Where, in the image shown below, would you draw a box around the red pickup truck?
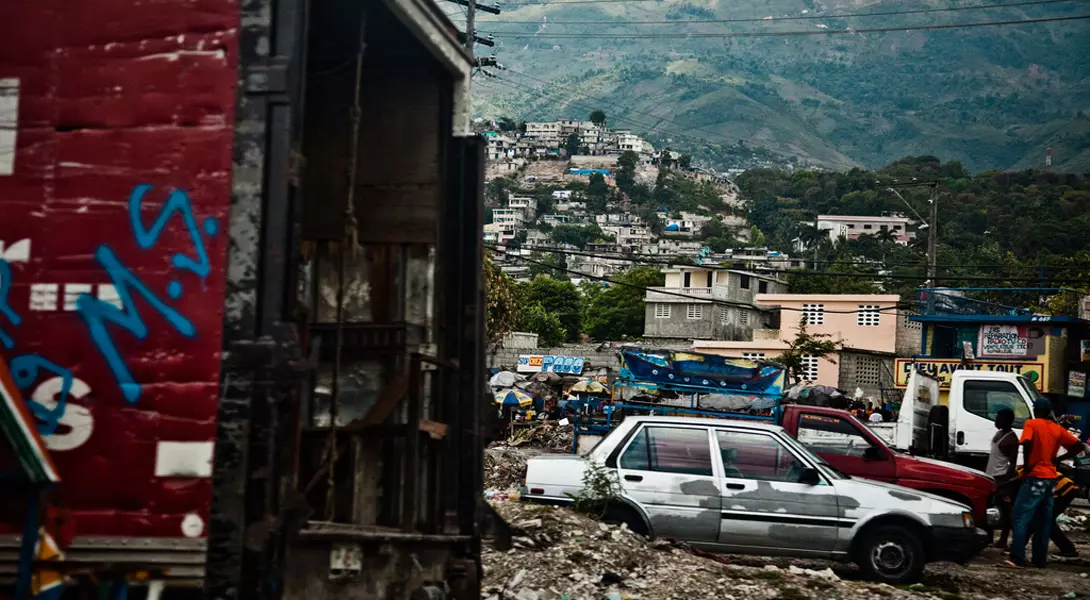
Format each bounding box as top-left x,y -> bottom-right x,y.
778,405 -> 997,527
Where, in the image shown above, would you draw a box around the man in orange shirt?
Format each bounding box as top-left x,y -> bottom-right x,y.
1005,400 -> 1087,568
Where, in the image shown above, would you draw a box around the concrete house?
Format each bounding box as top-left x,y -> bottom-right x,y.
642,266 -> 788,343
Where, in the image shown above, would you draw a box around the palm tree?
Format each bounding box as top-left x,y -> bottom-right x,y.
874,228 -> 898,244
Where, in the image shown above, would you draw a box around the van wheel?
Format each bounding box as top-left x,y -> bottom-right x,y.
602,504 -> 650,538
857,525 -> 926,585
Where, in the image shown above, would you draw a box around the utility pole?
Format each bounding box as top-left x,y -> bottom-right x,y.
886,181 -> 940,288
926,182 -> 938,288
465,0 -> 476,55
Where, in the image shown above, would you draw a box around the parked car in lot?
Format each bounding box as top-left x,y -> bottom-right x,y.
521,416 -> 989,584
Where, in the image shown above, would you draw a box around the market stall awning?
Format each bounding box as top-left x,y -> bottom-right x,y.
0,357 -> 60,484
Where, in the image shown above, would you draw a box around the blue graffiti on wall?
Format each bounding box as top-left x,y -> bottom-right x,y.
0,183 -> 218,439
0,258 -> 76,436
76,184 -> 217,403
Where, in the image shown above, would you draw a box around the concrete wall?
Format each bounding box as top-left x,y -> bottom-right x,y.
896,312 -> 923,357
642,303 -> 764,341
838,350 -> 900,402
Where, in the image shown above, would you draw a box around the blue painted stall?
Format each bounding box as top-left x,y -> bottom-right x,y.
568,348 -> 787,452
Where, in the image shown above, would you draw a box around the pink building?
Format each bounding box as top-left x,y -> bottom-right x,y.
693,294 -> 921,388
757,294 -> 903,354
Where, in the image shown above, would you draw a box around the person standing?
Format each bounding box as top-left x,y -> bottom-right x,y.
1017,464 -> 1081,559
987,409 -> 1019,549
1004,400 -> 1087,568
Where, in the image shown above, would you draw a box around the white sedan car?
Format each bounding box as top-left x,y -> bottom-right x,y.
520,416 -> 988,584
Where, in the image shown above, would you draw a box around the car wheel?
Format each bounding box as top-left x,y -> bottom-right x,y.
858,525 -> 926,585
602,503 -> 650,537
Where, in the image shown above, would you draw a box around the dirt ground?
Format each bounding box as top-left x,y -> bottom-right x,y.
483,498 -> 1090,600
483,437 -> 1090,600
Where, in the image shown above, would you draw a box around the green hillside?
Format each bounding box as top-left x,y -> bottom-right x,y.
470,0 -> 1090,172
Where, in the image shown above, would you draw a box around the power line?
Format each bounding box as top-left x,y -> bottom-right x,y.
489,244 -> 914,312
480,14 -> 1090,38
465,0 -> 1084,26
512,244 -> 1090,272
500,244 -> 1090,285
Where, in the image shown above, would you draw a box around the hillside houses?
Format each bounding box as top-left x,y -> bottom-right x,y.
481,119 -> 655,167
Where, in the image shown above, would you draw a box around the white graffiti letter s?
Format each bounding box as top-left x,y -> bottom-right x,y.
33,376 -> 93,451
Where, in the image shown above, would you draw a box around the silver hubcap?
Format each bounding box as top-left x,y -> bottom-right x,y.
872,540 -> 908,574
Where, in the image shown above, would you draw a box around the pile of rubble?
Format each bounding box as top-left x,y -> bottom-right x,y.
485,421 -> 573,492
482,500 -> 977,600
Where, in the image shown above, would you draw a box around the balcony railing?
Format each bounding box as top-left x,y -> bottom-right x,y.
645,286 -> 715,302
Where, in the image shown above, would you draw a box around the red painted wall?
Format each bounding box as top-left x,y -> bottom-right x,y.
0,0 -> 239,540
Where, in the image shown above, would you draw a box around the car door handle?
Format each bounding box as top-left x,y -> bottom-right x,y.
624,475 -> 643,482
725,483 -> 746,490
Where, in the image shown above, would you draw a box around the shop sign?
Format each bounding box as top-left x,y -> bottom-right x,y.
1068,371 -> 1086,398
517,354 -> 586,374
978,324 -> 1029,357
894,358 -> 1045,391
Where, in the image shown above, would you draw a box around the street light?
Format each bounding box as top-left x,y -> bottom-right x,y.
885,184 -> 938,287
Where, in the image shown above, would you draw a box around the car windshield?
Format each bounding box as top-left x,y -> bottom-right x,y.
1016,376 -> 1045,407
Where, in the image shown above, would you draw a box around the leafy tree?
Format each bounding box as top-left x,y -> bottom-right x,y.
486,177 -> 516,206
520,277 -> 583,342
550,223 -> 606,249
748,225 -> 767,247
527,251 -> 567,280
517,303 -> 567,347
589,109 -> 607,126
498,117 -> 517,132
774,319 -> 844,385
586,172 -> 610,212
485,255 -> 520,344
565,132 -> 581,157
616,151 -> 640,195
679,154 -> 693,169
583,266 -> 665,340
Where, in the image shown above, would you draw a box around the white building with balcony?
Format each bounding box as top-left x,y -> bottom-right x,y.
508,195 -> 537,219
483,223 -> 519,246
492,208 -> 527,229
815,215 -> 916,245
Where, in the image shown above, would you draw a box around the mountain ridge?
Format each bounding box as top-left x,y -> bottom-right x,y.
471,0 -> 1090,172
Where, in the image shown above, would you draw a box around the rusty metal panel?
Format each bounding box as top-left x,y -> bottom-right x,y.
0,0 -> 238,549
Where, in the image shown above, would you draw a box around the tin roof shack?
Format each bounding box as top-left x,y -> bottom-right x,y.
207,0 -> 485,598
902,288 -> 1090,409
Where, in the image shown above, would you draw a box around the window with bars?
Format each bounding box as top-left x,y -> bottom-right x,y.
687,304 -> 703,319
742,352 -> 766,360
802,303 -> 825,325
740,311 -> 750,325
654,304 -> 671,319
800,355 -> 820,382
857,304 -> 881,327
719,307 -> 729,325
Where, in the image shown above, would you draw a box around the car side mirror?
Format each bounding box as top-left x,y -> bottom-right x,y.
864,446 -> 887,462
798,467 -> 821,485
